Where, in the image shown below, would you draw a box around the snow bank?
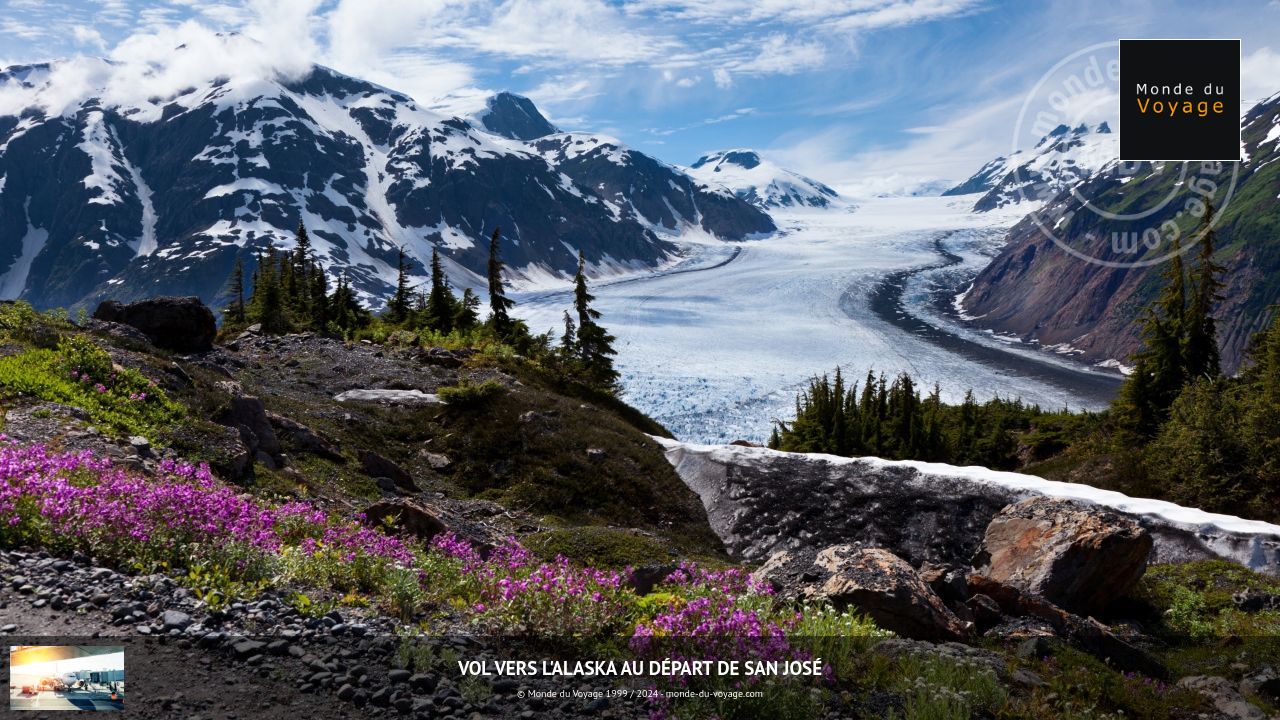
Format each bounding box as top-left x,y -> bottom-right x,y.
657,438 -> 1280,575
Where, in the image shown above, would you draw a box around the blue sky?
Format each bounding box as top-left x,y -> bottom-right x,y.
3,0 -> 1280,195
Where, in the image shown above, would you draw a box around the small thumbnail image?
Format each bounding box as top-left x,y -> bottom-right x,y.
8,646 -> 124,712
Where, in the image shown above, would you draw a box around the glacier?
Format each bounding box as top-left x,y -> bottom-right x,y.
515,195 -> 1121,444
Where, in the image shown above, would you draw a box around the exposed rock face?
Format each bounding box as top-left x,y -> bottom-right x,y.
268,412 -> 343,462
657,439 -> 1280,576
92,297 -> 216,353
755,545 -> 969,642
334,389 -> 442,405
476,92 -> 559,141
974,497 -> 1152,615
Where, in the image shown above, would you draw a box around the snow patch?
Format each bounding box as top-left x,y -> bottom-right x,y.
0,199 -> 47,299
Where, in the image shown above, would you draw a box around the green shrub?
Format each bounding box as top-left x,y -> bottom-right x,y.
437,378 -> 505,407
524,527 -> 670,567
0,337 -> 184,440
0,301 -> 68,347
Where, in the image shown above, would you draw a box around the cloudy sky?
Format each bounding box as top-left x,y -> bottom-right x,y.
3,0 -> 1280,196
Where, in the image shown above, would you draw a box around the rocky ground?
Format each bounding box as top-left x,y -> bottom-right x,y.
0,548 -> 652,719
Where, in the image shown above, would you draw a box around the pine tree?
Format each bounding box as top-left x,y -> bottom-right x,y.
1184,202 -> 1226,381
293,221 -> 311,270
226,256 -> 247,323
387,246 -> 413,324
424,248 -> 457,333
559,310 -> 578,360
1122,237 -> 1189,432
328,275 -> 370,334
310,263 -> 329,333
255,246 -> 290,334
289,221 -> 312,314
453,288 -> 481,332
572,251 -> 619,391
486,227 -> 514,336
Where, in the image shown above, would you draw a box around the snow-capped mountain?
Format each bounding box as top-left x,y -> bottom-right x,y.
686,150 -> 842,210
943,122 -> 1116,211
0,60 -> 773,311
960,96 -> 1280,373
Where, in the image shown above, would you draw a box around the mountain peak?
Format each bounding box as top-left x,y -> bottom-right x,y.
478,92 -> 558,141
945,117 -> 1119,209
687,149 -> 841,210
692,149 -> 761,170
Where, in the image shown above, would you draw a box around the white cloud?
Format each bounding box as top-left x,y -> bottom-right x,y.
729,34 -> 826,75
71,25 -> 107,52
1242,46 -> 1280,105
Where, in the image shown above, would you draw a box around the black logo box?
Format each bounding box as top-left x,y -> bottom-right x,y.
1119,39 -> 1241,162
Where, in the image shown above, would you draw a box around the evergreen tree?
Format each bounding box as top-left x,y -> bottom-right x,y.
559,310 -> 578,360
387,246 -> 413,324
255,246 -> 291,334
226,256 -> 247,323
1122,237 -> 1188,433
453,288 -> 481,332
486,227 -> 515,336
329,275 -> 370,334
287,221 -> 312,313
423,248 -> 457,333
293,221 -> 311,270
572,252 -> 619,391
1184,202 -> 1226,381
310,263 -> 329,332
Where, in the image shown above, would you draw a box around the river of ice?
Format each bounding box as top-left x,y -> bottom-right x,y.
513,195 -> 1119,444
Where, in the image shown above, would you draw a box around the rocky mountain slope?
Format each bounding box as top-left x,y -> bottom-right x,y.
959,96 -> 1280,372
686,149 -> 842,210
0,60 -> 773,312
943,122 -> 1116,211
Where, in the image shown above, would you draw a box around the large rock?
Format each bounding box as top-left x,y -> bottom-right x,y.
974,497 -> 1152,615
361,499 -> 447,542
358,450 -> 418,493
226,395 -> 280,456
756,545 -> 969,642
92,296 -> 216,353
269,412 -> 343,462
